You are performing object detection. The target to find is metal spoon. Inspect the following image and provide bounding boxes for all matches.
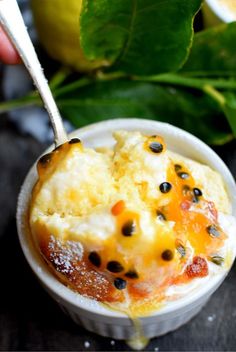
[0,0,68,147]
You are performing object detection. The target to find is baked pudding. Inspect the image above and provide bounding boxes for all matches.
[29,131,236,316]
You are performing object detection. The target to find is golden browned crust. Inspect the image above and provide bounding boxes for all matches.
[39,233,123,303]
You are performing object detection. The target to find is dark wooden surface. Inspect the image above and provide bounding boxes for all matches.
[0,113,236,351]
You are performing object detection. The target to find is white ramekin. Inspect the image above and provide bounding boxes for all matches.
[203,0,236,25]
[17,118,236,341]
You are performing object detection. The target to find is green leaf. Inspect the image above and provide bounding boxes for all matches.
[203,85,236,138]
[56,79,231,145]
[221,92,236,137]
[181,22,236,77]
[80,0,202,75]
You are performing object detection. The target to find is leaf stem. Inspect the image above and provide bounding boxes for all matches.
[203,85,226,105]
[1,72,236,119]
[134,73,236,90]
[0,96,42,114]
[96,70,127,81]
[0,77,92,114]
[54,77,93,97]
[49,67,71,90]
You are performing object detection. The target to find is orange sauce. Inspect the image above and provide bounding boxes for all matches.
[31,136,227,311]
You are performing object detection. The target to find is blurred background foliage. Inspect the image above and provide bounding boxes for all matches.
[1,0,236,145]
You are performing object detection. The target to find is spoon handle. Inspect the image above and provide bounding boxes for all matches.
[0,0,68,147]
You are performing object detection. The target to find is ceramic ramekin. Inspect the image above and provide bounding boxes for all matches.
[203,0,236,26]
[17,119,236,341]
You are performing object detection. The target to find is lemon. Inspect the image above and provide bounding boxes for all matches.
[31,0,106,72]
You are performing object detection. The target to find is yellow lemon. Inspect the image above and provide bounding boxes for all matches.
[31,0,106,72]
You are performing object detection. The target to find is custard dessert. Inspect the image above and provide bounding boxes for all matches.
[29,131,236,316]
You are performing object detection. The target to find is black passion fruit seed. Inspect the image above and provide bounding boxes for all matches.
[125,270,139,279]
[114,277,127,290]
[39,153,52,167]
[149,142,163,153]
[107,261,124,273]
[193,188,203,197]
[161,249,174,261]
[206,225,220,238]
[69,138,81,144]
[156,211,166,221]
[174,164,182,172]
[210,255,224,266]
[192,196,199,203]
[122,220,135,237]
[88,251,101,268]
[176,244,186,258]
[159,182,172,193]
[177,172,190,180]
